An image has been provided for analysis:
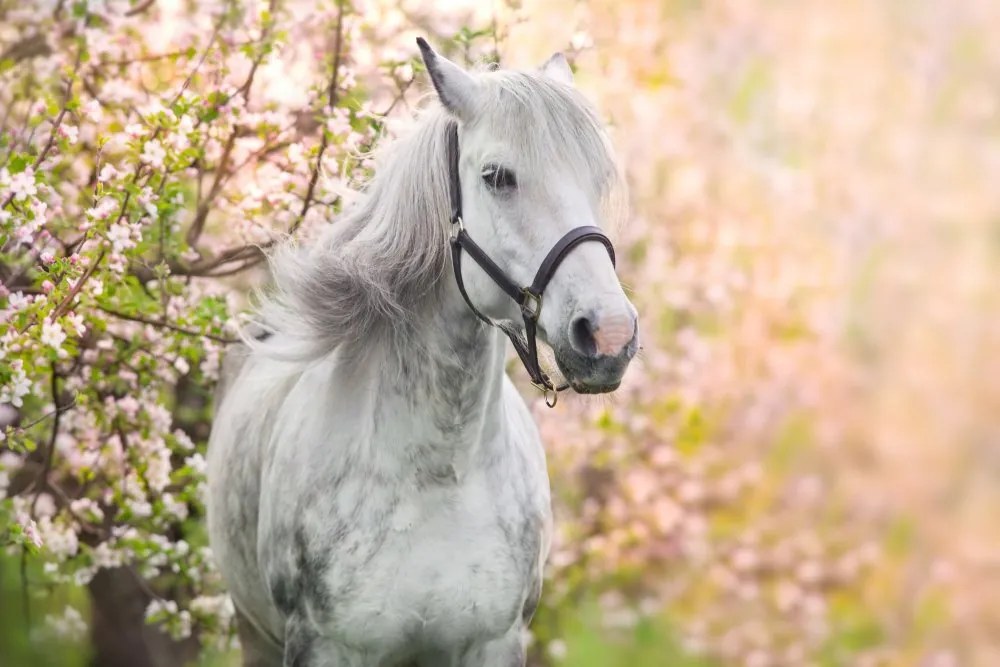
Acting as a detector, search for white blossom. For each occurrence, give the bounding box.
[37,516,78,559]
[140,140,166,169]
[9,168,37,201]
[40,320,67,350]
[185,452,207,475]
[107,222,136,252]
[82,99,103,123]
[45,606,87,641]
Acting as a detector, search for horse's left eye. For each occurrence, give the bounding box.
[481,164,517,191]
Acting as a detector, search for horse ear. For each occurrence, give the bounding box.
[540,53,574,85]
[416,37,479,121]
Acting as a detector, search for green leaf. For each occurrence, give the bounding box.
[7,155,28,174]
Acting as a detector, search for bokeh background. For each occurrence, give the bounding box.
[1,0,998,666]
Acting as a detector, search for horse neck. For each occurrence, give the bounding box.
[374,277,509,463]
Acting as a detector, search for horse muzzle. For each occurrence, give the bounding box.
[555,308,639,394]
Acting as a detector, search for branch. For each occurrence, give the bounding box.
[50,247,105,321]
[186,0,278,247]
[98,46,215,67]
[293,0,346,235]
[183,243,264,277]
[48,146,154,319]
[185,128,237,245]
[236,0,279,101]
[0,34,51,63]
[1,46,84,209]
[98,305,237,344]
[30,365,62,517]
[124,0,156,17]
[378,77,415,117]
[15,395,77,432]
[169,10,225,107]
[30,47,83,169]
[201,253,267,277]
[20,548,30,629]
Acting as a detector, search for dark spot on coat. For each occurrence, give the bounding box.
[294,524,333,614]
[270,571,297,617]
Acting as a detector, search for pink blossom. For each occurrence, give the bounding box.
[169,132,191,152]
[17,514,43,548]
[98,164,118,182]
[8,168,37,201]
[58,124,79,144]
[117,395,140,419]
[86,196,118,220]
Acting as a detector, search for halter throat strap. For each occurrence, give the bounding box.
[444,121,616,406]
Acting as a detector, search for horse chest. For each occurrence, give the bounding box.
[320,470,542,648]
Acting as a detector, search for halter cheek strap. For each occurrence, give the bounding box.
[445,122,616,407]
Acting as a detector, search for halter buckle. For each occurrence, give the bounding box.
[520,289,542,321]
[450,215,464,240]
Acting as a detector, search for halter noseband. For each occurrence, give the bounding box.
[445,121,616,408]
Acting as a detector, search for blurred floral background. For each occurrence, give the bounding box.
[1,0,998,665]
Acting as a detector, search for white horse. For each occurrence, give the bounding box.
[206,38,639,667]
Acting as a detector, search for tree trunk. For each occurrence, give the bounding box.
[88,567,198,667]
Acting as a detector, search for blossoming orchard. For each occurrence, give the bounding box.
[2,0,999,666]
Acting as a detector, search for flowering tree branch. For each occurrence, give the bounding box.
[295,0,346,236]
[98,306,236,344]
[0,0,506,658]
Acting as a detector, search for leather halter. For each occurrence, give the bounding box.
[445,122,616,407]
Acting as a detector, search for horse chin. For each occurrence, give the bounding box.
[555,355,624,395]
[569,379,621,395]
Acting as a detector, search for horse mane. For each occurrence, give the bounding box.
[247,68,624,364]
[247,105,454,362]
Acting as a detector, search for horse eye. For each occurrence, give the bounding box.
[481,164,517,191]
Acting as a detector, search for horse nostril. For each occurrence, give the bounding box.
[569,310,638,359]
[570,313,598,358]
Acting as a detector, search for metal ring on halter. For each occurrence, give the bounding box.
[544,387,558,408]
[532,381,559,408]
[450,215,464,239]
